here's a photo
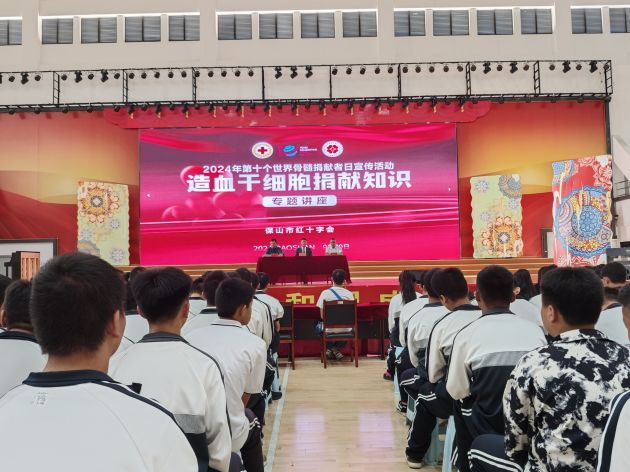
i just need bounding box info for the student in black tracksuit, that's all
[446,266,546,472]
[405,268,482,468]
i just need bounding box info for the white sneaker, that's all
[406,456,424,469]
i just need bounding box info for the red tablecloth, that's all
[293,302,388,321]
[256,255,351,285]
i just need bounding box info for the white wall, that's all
[2,0,630,238]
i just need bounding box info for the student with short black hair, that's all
[398,269,448,415]
[447,265,546,472]
[0,274,12,306]
[189,276,206,317]
[316,269,355,360]
[405,268,481,468]
[182,270,227,336]
[111,267,234,472]
[599,284,630,472]
[0,252,197,471]
[187,278,266,472]
[530,264,558,309]
[256,271,284,400]
[602,262,628,288]
[472,267,630,472]
[123,267,149,343]
[596,269,629,347]
[0,280,46,397]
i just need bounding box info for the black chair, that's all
[279,302,295,370]
[321,300,358,368]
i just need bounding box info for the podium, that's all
[4,251,41,280]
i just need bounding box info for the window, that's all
[342,11,377,37]
[301,12,335,38]
[433,10,469,36]
[217,14,252,40]
[520,8,553,34]
[0,19,21,46]
[259,13,293,39]
[610,8,630,33]
[169,14,199,41]
[125,15,161,42]
[81,17,117,44]
[477,9,513,35]
[42,18,73,44]
[571,8,602,34]
[394,10,426,37]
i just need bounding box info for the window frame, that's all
[124,15,162,43]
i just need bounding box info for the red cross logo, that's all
[252,142,274,159]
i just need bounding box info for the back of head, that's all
[399,270,417,305]
[258,272,270,290]
[423,268,440,298]
[129,266,146,282]
[431,268,469,301]
[476,265,514,308]
[191,277,204,295]
[31,252,125,356]
[216,278,254,318]
[618,284,630,309]
[602,262,628,286]
[514,269,536,300]
[132,268,192,324]
[0,274,12,306]
[3,280,32,330]
[415,270,426,287]
[235,267,252,285]
[332,269,346,286]
[541,267,603,325]
[202,271,228,306]
[250,272,260,290]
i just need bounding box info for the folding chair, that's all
[279,302,295,370]
[321,300,358,368]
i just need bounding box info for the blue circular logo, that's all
[283,145,298,157]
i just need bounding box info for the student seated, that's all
[0,280,46,397]
[471,267,630,472]
[405,268,481,469]
[256,272,284,330]
[510,269,543,327]
[396,269,444,413]
[530,264,557,309]
[0,252,197,470]
[188,276,206,318]
[256,272,285,400]
[110,267,234,472]
[181,270,227,336]
[316,269,354,361]
[598,284,630,472]
[385,270,425,380]
[446,265,546,472]
[186,278,266,472]
[123,268,149,342]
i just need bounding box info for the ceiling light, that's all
[562,61,571,73]
[510,62,518,74]
[483,62,491,74]
[74,71,83,83]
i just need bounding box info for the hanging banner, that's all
[77,181,130,265]
[552,155,613,266]
[471,175,523,258]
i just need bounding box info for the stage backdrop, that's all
[552,155,613,266]
[471,175,523,258]
[139,124,459,265]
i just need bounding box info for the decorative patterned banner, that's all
[77,181,129,265]
[552,155,612,266]
[471,175,523,258]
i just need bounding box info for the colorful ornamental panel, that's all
[471,175,523,259]
[552,155,613,267]
[77,181,130,266]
